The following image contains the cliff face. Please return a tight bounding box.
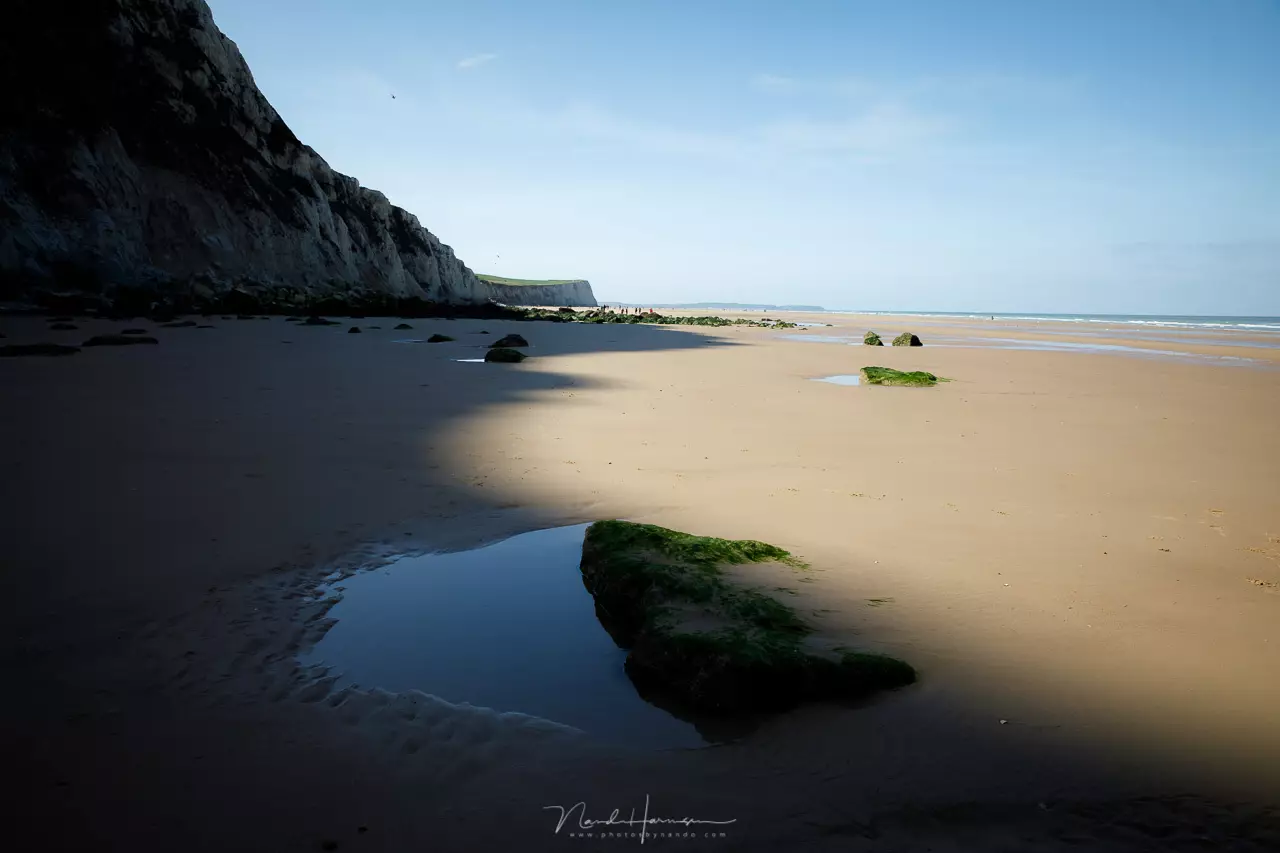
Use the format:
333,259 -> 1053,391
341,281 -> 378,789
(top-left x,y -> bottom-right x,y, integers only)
0,0 -> 595,309
484,280 -> 597,307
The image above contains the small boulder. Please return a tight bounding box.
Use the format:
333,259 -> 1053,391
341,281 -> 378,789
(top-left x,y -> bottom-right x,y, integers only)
347,326 -> 362,334
863,331 -> 884,346
891,332 -> 923,347
304,316 -> 340,326
426,334 -> 454,343
484,347 -> 527,363
49,323 -> 79,331
393,323 -> 413,330
82,335 -> 159,347
162,320 -> 198,328
1,343 -> 80,357
121,329 -> 149,335
489,333 -> 529,348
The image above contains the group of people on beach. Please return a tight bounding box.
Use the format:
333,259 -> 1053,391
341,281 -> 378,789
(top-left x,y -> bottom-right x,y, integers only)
600,305 -> 655,314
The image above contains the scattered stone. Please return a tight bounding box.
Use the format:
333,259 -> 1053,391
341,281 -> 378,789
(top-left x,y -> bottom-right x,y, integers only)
347,326 -> 362,334
892,332 -> 923,347
859,366 -> 946,387
863,331 -> 884,346
49,322 -> 78,330
484,347 -> 526,363
121,329 -> 149,335
0,343 -> 80,357
478,330 -> 490,334
304,317 -> 340,326
82,334 -> 159,346
161,320 -> 197,328
489,333 -> 529,348
579,521 -> 916,713
393,323 -> 413,330
426,334 -> 454,343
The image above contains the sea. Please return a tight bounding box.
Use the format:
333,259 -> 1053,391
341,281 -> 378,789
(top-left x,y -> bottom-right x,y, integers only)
821,311 -> 1280,333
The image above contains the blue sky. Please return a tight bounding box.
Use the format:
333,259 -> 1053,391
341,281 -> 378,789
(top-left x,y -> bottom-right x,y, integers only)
207,0 -> 1279,314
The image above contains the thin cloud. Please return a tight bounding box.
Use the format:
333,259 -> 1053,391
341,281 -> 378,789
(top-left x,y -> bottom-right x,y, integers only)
457,52 -> 498,70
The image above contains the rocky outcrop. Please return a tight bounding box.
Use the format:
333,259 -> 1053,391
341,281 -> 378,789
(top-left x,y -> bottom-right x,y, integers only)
0,0 -> 595,309
483,280 -> 597,308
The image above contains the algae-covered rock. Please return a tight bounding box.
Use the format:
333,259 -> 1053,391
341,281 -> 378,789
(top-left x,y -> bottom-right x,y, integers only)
863,331 -> 884,346
82,334 -> 159,346
859,366 -> 945,387
426,334 -> 454,343
579,520 -> 915,713
484,347 -> 526,363
489,333 -> 529,348
891,332 -> 923,346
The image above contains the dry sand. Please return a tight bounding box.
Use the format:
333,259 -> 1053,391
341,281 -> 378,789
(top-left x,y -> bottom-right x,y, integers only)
3,311 -> 1278,851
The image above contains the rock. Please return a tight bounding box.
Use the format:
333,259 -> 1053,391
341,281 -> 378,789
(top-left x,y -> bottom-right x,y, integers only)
489,334 -> 529,348
121,328 -> 149,335
859,366 -> 944,386
161,320 -> 198,328
0,0 -> 596,310
484,347 -> 526,363
347,326 -> 361,334
426,334 -> 454,343
579,521 -> 916,713
303,317 -> 340,326
367,325 -> 381,330
891,332 -> 923,347
82,334 -> 159,346
863,331 -> 884,346
393,323 -> 413,330
49,323 -> 78,330
1,343 -> 80,357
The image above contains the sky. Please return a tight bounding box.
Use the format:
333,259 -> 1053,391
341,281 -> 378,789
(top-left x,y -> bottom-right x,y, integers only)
206,0 -> 1280,314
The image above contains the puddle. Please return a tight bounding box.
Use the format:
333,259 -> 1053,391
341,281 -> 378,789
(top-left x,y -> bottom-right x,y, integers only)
453,358 -> 486,363
301,524 -> 744,749
815,374 -> 861,386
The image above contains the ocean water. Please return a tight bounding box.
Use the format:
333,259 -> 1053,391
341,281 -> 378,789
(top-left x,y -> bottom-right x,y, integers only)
823,311 -> 1280,333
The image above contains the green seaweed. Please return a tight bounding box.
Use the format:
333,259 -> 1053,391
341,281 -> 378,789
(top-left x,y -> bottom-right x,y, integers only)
859,366 -> 947,387
891,332 -> 923,347
863,331 -> 884,346
579,520 -> 915,713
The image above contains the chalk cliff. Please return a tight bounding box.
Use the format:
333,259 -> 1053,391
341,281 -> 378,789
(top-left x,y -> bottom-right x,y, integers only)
483,280 -> 597,308
0,0 -> 595,309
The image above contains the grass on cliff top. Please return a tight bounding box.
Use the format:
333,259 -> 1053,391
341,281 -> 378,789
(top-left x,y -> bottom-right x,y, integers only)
477,274 -> 583,286
579,521 -> 916,712
859,366 -> 949,387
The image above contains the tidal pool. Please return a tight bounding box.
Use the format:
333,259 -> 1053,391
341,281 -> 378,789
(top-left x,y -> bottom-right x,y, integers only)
814,374 -> 861,386
300,524 -> 739,748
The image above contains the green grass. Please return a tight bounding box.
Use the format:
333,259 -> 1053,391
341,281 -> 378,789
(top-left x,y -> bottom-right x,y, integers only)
859,366 -> 949,387
477,274 -> 585,286
579,520 -> 915,713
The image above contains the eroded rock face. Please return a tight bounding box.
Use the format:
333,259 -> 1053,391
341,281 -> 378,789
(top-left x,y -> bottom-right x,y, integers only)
0,0 -> 594,309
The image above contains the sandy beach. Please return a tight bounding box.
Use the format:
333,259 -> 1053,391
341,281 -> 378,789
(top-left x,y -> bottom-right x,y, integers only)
4,311 -> 1279,851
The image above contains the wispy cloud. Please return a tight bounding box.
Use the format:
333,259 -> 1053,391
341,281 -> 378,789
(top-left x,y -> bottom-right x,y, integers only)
751,71 -> 1082,102
457,52 -> 498,70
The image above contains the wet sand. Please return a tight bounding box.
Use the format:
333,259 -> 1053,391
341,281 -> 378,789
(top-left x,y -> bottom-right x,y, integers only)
3,311 -> 1278,851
